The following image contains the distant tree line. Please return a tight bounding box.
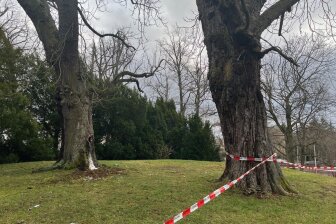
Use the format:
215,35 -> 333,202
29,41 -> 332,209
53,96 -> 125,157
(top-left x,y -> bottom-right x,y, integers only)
262,35 -> 336,164
270,118 -> 336,166
0,32 -> 220,164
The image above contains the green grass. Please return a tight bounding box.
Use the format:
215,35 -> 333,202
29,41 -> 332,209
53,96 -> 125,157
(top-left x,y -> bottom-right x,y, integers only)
0,160 -> 335,224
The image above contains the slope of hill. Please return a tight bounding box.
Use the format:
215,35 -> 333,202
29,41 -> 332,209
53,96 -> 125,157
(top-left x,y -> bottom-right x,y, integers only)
0,160 -> 335,224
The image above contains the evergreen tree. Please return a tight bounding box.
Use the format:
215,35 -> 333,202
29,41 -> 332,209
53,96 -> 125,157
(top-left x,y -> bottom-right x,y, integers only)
182,115 -> 220,161
0,29 -> 54,163
93,86 -> 165,160
93,85 -> 220,161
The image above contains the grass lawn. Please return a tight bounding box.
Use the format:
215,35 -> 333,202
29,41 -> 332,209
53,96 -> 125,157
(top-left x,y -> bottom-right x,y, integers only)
0,160 -> 335,224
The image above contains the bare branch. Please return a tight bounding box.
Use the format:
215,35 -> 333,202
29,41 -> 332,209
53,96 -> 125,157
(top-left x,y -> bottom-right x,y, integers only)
262,34 -> 334,161
118,78 -> 143,92
278,13 -> 285,36
0,6 -> 8,18
258,46 -> 298,66
113,59 -> 164,82
77,6 -> 135,50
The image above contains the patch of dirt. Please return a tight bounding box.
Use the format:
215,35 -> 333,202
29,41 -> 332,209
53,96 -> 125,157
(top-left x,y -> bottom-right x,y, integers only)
48,166 -> 126,184
70,166 -> 126,180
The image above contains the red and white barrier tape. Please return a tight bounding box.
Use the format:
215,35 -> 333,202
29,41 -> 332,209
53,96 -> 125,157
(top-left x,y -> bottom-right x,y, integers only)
163,153 -> 277,224
225,151 -> 335,172
278,160 -> 335,172
225,151 -> 277,162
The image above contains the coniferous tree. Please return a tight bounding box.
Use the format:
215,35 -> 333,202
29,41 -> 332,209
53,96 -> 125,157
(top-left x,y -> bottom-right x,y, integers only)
0,29 -> 54,163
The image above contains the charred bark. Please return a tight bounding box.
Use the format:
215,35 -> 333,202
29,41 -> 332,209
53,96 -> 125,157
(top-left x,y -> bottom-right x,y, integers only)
196,0 -> 298,195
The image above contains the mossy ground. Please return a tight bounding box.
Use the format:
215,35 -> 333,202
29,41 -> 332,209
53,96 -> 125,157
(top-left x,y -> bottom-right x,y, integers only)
0,160 -> 335,224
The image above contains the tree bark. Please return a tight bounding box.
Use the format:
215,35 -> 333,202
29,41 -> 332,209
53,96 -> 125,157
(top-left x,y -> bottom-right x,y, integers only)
284,100 -> 295,162
195,77 -> 201,117
284,132 -> 296,162
196,0 -> 298,195
177,69 -> 186,117
17,0 -> 98,170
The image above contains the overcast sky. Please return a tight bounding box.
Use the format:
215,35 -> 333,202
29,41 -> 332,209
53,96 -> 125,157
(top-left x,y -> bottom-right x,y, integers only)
73,1 -> 336,128
89,0 -> 197,44
6,0 -> 336,129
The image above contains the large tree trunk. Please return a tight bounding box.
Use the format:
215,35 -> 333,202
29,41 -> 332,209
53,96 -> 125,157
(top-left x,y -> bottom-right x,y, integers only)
55,0 -> 98,170
18,0 -> 98,170
196,0 -> 296,195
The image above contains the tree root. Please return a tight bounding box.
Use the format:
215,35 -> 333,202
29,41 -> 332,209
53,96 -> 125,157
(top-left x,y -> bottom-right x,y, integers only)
279,172 -> 298,194
32,160 -> 65,173
32,159 -> 101,173
216,160 -> 298,197
269,163 -> 298,195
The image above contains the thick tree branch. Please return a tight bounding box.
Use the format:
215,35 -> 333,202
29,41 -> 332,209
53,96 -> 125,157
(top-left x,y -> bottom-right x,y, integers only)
257,46 -> 298,66
278,5 -> 292,36
111,59 -> 164,92
263,82 -> 286,134
77,6 -> 135,50
112,59 -> 164,82
240,0 -> 250,30
272,144 -> 288,157
118,78 -> 143,92
253,0 -> 300,35
278,13 -> 285,36
17,0 -> 59,65
268,101 -> 286,134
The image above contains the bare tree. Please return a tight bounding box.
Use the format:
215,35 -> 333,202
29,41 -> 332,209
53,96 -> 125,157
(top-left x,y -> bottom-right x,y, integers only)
16,0 -> 161,170
145,63 -> 172,102
87,35 -> 164,97
186,29 -> 216,118
158,26 -> 196,117
88,33 -> 136,81
188,46 -> 208,116
154,24 -> 215,118
196,0 -> 336,195
0,1 -> 33,48
263,34 -> 334,163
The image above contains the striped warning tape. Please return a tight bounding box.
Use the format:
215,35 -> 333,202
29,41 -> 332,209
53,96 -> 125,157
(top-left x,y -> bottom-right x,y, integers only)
225,151 -> 335,172
163,153 -> 277,224
279,160 -> 335,172
224,151 -> 277,162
